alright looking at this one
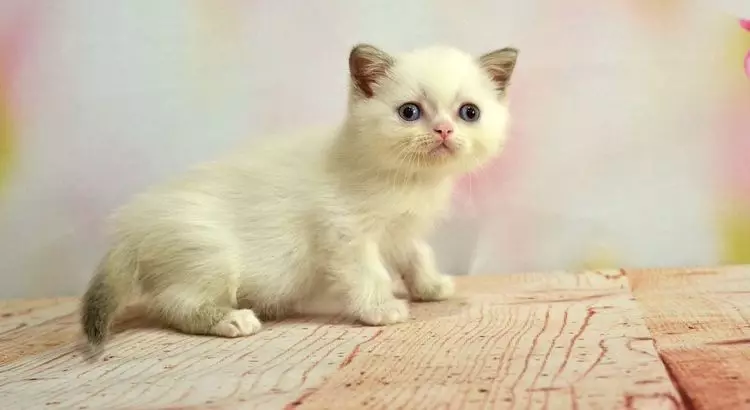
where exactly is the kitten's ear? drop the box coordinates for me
[349,44,394,98]
[479,47,519,93]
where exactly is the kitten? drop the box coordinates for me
[81,43,518,350]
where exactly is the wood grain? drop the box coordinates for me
[296,271,681,410]
[628,265,750,410]
[0,298,81,364]
[3,267,743,409]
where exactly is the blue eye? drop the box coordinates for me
[397,103,421,121]
[458,103,480,122]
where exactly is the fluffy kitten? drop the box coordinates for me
[81,43,518,349]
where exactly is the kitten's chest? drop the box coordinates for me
[372,184,453,235]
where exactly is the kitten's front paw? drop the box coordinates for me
[411,275,455,302]
[357,298,409,326]
[210,309,262,338]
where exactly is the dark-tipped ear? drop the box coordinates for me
[479,47,519,93]
[349,44,394,98]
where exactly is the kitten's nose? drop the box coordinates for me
[432,123,454,140]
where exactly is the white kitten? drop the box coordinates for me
[81,43,518,350]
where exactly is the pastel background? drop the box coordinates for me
[0,0,748,298]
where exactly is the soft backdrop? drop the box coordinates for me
[1,0,749,298]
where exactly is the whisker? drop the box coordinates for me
[392,140,413,191]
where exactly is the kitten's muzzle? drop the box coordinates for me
[427,139,458,156]
[432,122,454,141]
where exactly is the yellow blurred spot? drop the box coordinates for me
[720,201,750,264]
[628,0,681,14]
[0,97,13,193]
[580,243,619,270]
[628,0,683,28]
[189,0,245,102]
[721,19,750,89]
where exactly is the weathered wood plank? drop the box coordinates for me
[628,265,750,410]
[297,271,681,410]
[0,312,381,409]
[0,298,80,364]
[0,270,685,409]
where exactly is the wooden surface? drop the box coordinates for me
[0,267,748,410]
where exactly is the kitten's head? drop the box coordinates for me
[345,44,518,176]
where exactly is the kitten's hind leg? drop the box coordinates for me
[148,287,262,338]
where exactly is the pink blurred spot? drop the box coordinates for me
[0,4,41,105]
[741,19,750,32]
[719,96,750,204]
[452,79,532,214]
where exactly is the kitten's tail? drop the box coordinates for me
[80,245,138,353]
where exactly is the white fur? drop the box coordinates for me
[84,45,515,341]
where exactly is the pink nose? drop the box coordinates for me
[433,123,454,140]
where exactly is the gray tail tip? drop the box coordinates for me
[82,341,105,362]
[81,303,110,354]
[81,325,107,360]
[84,324,107,346]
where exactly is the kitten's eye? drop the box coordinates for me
[397,103,421,122]
[458,103,480,122]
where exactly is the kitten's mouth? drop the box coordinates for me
[428,141,457,157]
